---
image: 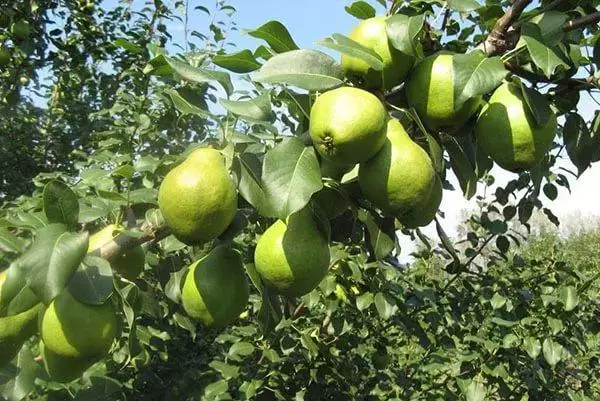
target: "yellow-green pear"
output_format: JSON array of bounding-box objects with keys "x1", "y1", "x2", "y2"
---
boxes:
[
  {"x1": 254, "y1": 208, "x2": 330, "y2": 297},
  {"x1": 359, "y1": 119, "x2": 436, "y2": 220},
  {"x1": 476, "y1": 82, "x2": 557, "y2": 172},
  {"x1": 88, "y1": 224, "x2": 145, "y2": 280},
  {"x1": 399, "y1": 174, "x2": 443, "y2": 228},
  {"x1": 310, "y1": 87, "x2": 388, "y2": 165},
  {"x1": 158, "y1": 147, "x2": 238, "y2": 245},
  {"x1": 181, "y1": 245, "x2": 249, "y2": 327},
  {"x1": 0, "y1": 303, "x2": 43, "y2": 368},
  {"x1": 405, "y1": 52, "x2": 482, "y2": 130},
  {"x1": 41, "y1": 290, "x2": 117, "y2": 359},
  {"x1": 40, "y1": 341, "x2": 96, "y2": 383},
  {"x1": 341, "y1": 16, "x2": 414, "y2": 91}
]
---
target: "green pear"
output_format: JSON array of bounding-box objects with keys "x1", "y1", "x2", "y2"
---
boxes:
[
  {"x1": 254, "y1": 208, "x2": 330, "y2": 297},
  {"x1": 88, "y1": 224, "x2": 145, "y2": 280},
  {"x1": 341, "y1": 16, "x2": 414, "y2": 91},
  {"x1": 476, "y1": 82, "x2": 557, "y2": 172},
  {"x1": 0, "y1": 303, "x2": 43, "y2": 368},
  {"x1": 399, "y1": 174, "x2": 443, "y2": 228},
  {"x1": 40, "y1": 341, "x2": 96, "y2": 383},
  {"x1": 359, "y1": 119, "x2": 436, "y2": 220},
  {"x1": 181, "y1": 245, "x2": 249, "y2": 327},
  {"x1": 405, "y1": 52, "x2": 482, "y2": 130},
  {"x1": 158, "y1": 147, "x2": 238, "y2": 245},
  {"x1": 310, "y1": 87, "x2": 387, "y2": 165},
  {"x1": 41, "y1": 290, "x2": 117, "y2": 359}
]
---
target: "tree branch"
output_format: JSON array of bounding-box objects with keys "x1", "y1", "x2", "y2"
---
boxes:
[
  {"x1": 91, "y1": 222, "x2": 171, "y2": 261},
  {"x1": 562, "y1": 11, "x2": 600, "y2": 32},
  {"x1": 479, "y1": 0, "x2": 534, "y2": 56}
]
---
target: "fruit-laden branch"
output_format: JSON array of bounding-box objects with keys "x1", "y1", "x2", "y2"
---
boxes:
[
  {"x1": 478, "y1": 0, "x2": 533, "y2": 56},
  {"x1": 90, "y1": 222, "x2": 171, "y2": 261},
  {"x1": 562, "y1": 11, "x2": 600, "y2": 32}
]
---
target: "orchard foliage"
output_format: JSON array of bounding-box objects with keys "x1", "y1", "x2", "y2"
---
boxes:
[{"x1": 0, "y1": 0, "x2": 599, "y2": 400}]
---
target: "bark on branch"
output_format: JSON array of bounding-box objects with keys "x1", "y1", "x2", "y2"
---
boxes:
[
  {"x1": 562, "y1": 11, "x2": 600, "y2": 32},
  {"x1": 479, "y1": 0, "x2": 533, "y2": 56},
  {"x1": 90, "y1": 221, "x2": 171, "y2": 261}
]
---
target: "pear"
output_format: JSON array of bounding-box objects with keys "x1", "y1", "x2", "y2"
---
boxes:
[
  {"x1": 181, "y1": 245, "x2": 249, "y2": 327},
  {"x1": 310, "y1": 87, "x2": 387, "y2": 165},
  {"x1": 476, "y1": 82, "x2": 557, "y2": 172},
  {"x1": 40, "y1": 341, "x2": 97, "y2": 383},
  {"x1": 341, "y1": 16, "x2": 414, "y2": 91},
  {"x1": 254, "y1": 208, "x2": 330, "y2": 297},
  {"x1": 88, "y1": 224, "x2": 145, "y2": 280},
  {"x1": 158, "y1": 148, "x2": 238, "y2": 245},
  {"x1": 0, "y1": 303, "x2": 43, "y2": 368},
  {"x1": 41, "y1": 290, "x2": 117, "y2": 359},
  {"x1": 359, "y1": 119, "x2": 437, "y2": 220},
  {"x1": 399, "y1": 174, "x2": 443, "y2": 228},
  {"x1": 405, "y1": 52, "x2": 482, "y2": 130}
]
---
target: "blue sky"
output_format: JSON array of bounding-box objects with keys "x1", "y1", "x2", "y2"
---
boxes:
[{"x1": 104, "y1": 0, "x2": 599, "y2": 256}]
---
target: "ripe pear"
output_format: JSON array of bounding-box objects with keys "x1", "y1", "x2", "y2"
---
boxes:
[
  {"x1": 158, "y1": 148, "x2": 238, "y2": 245},
  {"x1": 181, "y1": 245, "x2": 249, "y2": 327},
  {"x1": 341, "y1": 16, "x2": 414, "y2": 91},
  {"x1": 359, "y1": 119, "x2": 436, "y2": 220},
  {"x1": 254, "y1": 208, "x2": 330, "y2": 297},
  {"x1": 399, "y1": 174, "x2": 443, "y2": 228},
  {"x1": 0, "y1": 303, "x2": 43, "y2": 368},
  {"x1": 40, "y1": 341, "x2": 96, "y2": 383},
  {"x1": 88, "y1": 224, "x2": 145, "y2": 280},
  {"x1": 476, "y1": 82, "x2": 557, "y2": 172},
  {"x1": 41, "y1": 290, "x2": 117, "y2": 359},
  {"x1": 405, "y1": 52, "x2": 482, "y2": 130},
  {"x1": 310, "y1": 87, "x2": 387, "y2": 165}
]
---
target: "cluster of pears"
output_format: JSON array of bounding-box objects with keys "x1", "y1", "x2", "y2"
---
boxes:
[
  {"x1": 340, "y1": 16, "x2": 557, "y2": 172},
  {"x1": 0, "y1": 267, "x2": 118, "y2": 383}
]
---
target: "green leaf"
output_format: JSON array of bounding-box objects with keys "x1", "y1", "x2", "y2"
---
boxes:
[
  {"x1": 253, "y1": 49, "x2": 344, "y2": 91},
  {"x1": 496, "y1": 235, "x2": 510, "y2": 253},
  {"x1": 165, "y1": 88, "x2": 215, "y2": 119},
  {"x1": 447, "y1": 0, "x2": 481, "y2": 12},
  {"x1": 203, "y1": 380, "x2": 229, "y2": 398},
  {"x1": 232, "y1": 153, "x2": 273, "y2": 217},
  {"x1": 261, "y1": 138, "x2": 323, "y2": 219},
  {"x1": 228, "y1": 342, "x2": 255, "y2": 360},
  {"x1": 518, "y1": 80, "x2": 552, "y2": 127},
  {"x1": 247, "y1": 21, "x2": 299, "y2": 53},
  {"x1": 300, "y1": 329, "x2": 319, "y2": 357},
  {"x1": 374, "y1": 292, "x2": 397, "y2": 320},
  {"x1": 72, "y1": 376, "x2": 122, "y2": 401},
  {"x1": 542, "y1": 338, "x2": 563, "y2": 367},
  {"x1": 523, "y1": 336, "x2": 542, "y2": 358},
  {"x1": 443, "y1": 135, "x2": 477, "y2": 199},
  {"x1": 0, "y1": 228, "x2": 25, "y2": 254},
  {"x1": 17, "y1": 224, "x2": 89, "y2": 304},
  {"x1": 463, "y1": 379, "x2": 487, "y2": 401},
  {"x1": 356, "y1": 292, "x2": 374, "y2": 311},
  {"x1": 530, "y1": 11, "x2": 568, "y2": 45},
  {"x1": 564, "y1": 113, "x2": 597, "y2": 175},
  {"x1": 0, "y1": 345, "x2": 37, "y2": 401},
  {"x1": 344, "y1": 1, "x2": 376, "y2": 19},
  {"x1": 67, "y1": 256, "x2": 114, "y2": 306},
  {"x1": 213, "y1": 49, "x2": 262, "y2": 73},
  {"x1": 220, "y1": 93, "x2": 272, "y2": 121},
  {"x1": 43, "y1": 181, "x2": 79, "y2": 229},
  {"x1": 386, "y1": 14, "x2": 425, "y2": 57},
  {"x1": 558, "y1": 285, "x2": 578, "y2": 311},
  {"x1": 209, "y1": 360, "x2": 240, "y2": 379},
  {"x1": 114, "y1": 38, "x2": 143, "y2": 53},
  {"x1": 520, "y1": 23, "x2": 568, "y2": 78},
  {"x1": 436, "y1": 219, "x2": 461, "y2": 265},
  {"x1": 317, "y1": 33, "x2": 383, "y2": 70},
  {"x1": 452, "y1": 51, "x2": 506, "y2": 108},
  {"x1": 358, "y1": 211, "x2": 395, "y2": 260},
  {"x1": 490, "y1": 293, "x2": 506, "y2": 310},
  {"x1": 543, "y1": 183, "x2": 558, "y2": 200},
  {"x1": 163, "y1": 56, "x2": 233, "y2": 95}
]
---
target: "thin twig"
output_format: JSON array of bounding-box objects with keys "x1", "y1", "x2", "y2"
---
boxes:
[{"x1": 562, "y1": 11, "x2": 600, "y2": 32}]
